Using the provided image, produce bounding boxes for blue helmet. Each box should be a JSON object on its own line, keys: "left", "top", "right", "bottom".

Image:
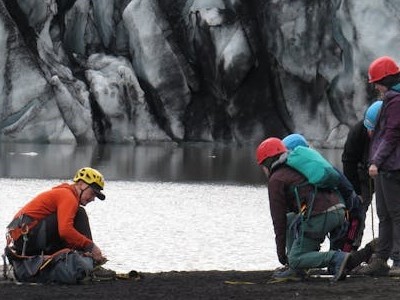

{"left": 282, "top": 133, "right": 309, "bottom": 151}
{"left": 364, "top": 100, "right": 383, "bottom": 131}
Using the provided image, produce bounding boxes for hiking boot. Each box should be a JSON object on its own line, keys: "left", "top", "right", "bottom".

{"left": 353, "top": 255, "right": 389, "bottom": 276}
{"left": 388, "top": 260, "right": 400, "bottom": 277}
{"left": 91, "top": 266, "right": 117, "bottom": 281}
{"left": 365, "top": 238, "right": 379, "bottom": 257}
{"left": 330, "top": 251, "right": 351, "bottom": 282}
{"left": 346, "top": 238, "right": 379, "bottom": 272}
{"left": 272, "top": 266, "right": 307, "bottom": 282}
{"left": 389, "top": 265, "right": 400, "bottom": 277}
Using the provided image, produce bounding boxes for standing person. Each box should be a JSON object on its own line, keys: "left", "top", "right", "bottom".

{"left": 256, "top": 137, "right": 352, "bottom": 282}
{"left": 342, "top": 121, "right": 372, "bottom": 207}
{"left": 357, "top": 56, "right": 400, "bottom": 276}
{"left": 340, "top": 101, "right": 382, "bottom": 248}
{"left": 342, "top": 100, "right": 382, "bottom": 215}
{"left": 6, "top": 167, "right": 107, "bottom": 265}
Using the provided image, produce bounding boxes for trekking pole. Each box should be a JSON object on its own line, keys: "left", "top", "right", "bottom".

{"left": 370, "top": 199, "right": 375, "bottom": 240}
{"left": 369, "top": 178, "right": 375, "bottom": 240}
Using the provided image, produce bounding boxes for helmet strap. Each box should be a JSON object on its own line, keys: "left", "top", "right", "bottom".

{"left": 79, "top": 185, "right": 91, "bottom": 201}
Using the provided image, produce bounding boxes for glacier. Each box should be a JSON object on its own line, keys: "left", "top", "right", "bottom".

{"left": 0, "top": 0, "right": 398, "bottom": 146}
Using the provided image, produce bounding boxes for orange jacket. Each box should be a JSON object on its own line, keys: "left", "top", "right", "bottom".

{"left": 14, "top": 183, "right": 93, "bottom": 250}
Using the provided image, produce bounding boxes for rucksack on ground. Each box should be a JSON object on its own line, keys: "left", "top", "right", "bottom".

{"left": 4, "top": 247, "right": 94, "bottom": 284}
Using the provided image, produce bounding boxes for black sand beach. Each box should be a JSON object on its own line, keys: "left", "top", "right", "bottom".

{"left": 1, "top": 270, "right": 399, "bottom": 300}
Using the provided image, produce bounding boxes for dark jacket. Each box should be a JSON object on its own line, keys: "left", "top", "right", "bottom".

{"left": 342, "top": 120, "right": 370, "bottom": 195}
{"left": 370, "top": 89, "right": 400, "bottom": 171}
{"left": 267, "top": 164, "right": 342, "bottom": 261}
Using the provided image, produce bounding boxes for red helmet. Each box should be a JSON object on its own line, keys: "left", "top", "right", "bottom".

{"left": 368, "top": 56, "right": 400, "bottom": 83}
{"left": 256, "top": 137, "right": 287, "bottom": 165}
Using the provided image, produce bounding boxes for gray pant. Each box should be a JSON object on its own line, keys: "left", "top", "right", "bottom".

{"left": 375, "top": 171, "right": 400, "bottom": 262}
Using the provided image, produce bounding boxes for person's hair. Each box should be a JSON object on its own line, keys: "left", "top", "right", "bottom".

{"left": 261, "top": 154, "right": 280, "bottom": 171}
{"left": 375, "top": 73, "right": 400, "bottom": 88}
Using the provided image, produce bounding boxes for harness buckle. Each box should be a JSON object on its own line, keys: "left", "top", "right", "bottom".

{"left": 21, "top": 224, "right": 29, "bottom": 235}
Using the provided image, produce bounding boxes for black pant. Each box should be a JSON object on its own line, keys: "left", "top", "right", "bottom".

{"left": 14, "top": 207, "right": 92, "bottom": 256}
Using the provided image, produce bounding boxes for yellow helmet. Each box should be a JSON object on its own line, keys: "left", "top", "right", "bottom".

{"left": 73, "top": 167, "right": 105, "bottom": 200}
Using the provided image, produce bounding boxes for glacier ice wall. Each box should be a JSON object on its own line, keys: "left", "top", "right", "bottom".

{"left": 0, "top": 0, "right": 398, "bottom": 146}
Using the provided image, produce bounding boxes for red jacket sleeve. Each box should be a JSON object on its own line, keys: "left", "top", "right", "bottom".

{"left": 54, "top": 188, "right": 93, "bottom": 249}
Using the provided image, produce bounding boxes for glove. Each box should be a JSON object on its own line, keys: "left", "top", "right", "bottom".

{"left": 278, "top": 253, "right": 288, "bottom": 266}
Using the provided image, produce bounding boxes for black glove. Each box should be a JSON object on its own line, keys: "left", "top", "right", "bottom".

{"left": 278, "top": 253, "right": 288, "bottom": 266}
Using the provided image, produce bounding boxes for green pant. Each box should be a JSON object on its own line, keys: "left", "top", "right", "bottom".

{"left": 287, "top": 208, "right": 345, "bottom": 269}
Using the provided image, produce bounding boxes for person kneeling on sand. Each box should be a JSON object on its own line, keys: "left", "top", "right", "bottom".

{"left": 256, "top": 137, "right": 371, "bottom": 282}
{"left": 282, "top": 133, "right": 366, "bottom": 254}
{"left": 278, "top": 134, "right": 376, "bottom": 277}
{"left": 5, "top": 167, "right": 115, "bottom": 282}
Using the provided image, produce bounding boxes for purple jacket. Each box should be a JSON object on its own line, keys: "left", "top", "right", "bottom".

{"left": 370, "top": 89, "right": 400, "bottom": 171}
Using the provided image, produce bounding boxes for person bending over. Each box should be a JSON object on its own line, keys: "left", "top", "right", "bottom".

{"left": 6, "top": 167, "right": 107, "bottom": 265}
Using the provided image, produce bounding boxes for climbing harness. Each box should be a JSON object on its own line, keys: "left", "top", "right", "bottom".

{"left": 6, "top": 215, "right": 38, "bottom": 256}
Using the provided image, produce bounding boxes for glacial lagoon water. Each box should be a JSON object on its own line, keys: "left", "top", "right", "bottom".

{"left": 0, "top": 143, "right": 378, "bottom": 273}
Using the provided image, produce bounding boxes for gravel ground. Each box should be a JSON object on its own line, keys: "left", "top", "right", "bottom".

{"left": 1, "top": 270, "right": 399, "bottom": 300}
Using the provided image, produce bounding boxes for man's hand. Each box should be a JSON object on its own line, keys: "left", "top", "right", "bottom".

{"left": 91, "top": 243, "right": 107, "bottom": 264}
{"left": 369, "top": 164, "right": 378, "bottom": 177}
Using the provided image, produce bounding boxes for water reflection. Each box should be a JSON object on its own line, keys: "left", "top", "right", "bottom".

{"left": 0, "top": 142, "right": 344, "bottom": 184}
{"left": 0, "top": 142, "right": 264, "bottom": 184}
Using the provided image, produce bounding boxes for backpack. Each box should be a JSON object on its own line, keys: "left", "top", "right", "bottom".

{"left": 284, "top": 146, "right": 342, "bottom": 222}
{"left": 285, "top": 146, "right": 341, "bottom": 189}
{"left": 5, "top": 247, "right": 94, "bottom": 284}
{"left": 286, "top": 147, "right": 364, "bottom": 252}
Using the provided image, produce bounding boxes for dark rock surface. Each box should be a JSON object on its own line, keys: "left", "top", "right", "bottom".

{"left": 0, "top": 270, "right": 398, "bottom": 300}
